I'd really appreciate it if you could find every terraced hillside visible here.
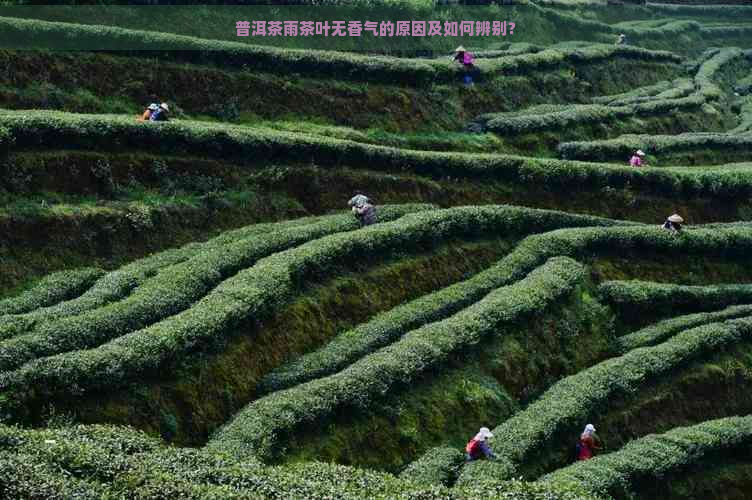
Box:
[2,1,752,499]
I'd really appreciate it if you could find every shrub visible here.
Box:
[398,446,465,486]
[478,96,704,135]
[558,132,752,163]
[208,257,586,462]
[458,315,752,483]
[0,16,680,85]
[0,206,528,413]
[0,421,596,499]
[260,208,631,394]
[0,213,326,340]
[599,280,752,319]
[541,416,752,498]
[478,48,745,136]
[0,268,103,318]
[618,304,752,352]
[5,110,752,199]
[0,206,422,373]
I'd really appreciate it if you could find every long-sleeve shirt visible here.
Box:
[629,155,643,167]
[478,440,496,459]
[356,204,377,226]
[467,439,496,460]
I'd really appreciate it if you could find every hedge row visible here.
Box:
[598,279,752,319]
[458,315,752,483]
[208,257,587,462]
[0,268,103,318]
[0,205,541,414]
[540,416,752,497]
[260,209,632,394]
[731,96,752,134]
[618,303,752,352]
[592,78,694,107]
[558,132,752,163]
[0,16,680,85]
[478,95,704,135]
[0,245,199,341]
[0,423,596,500]
[405,224,752,482]
[397,446,465,487]
[477,48,742,135]
[694,47,746,101]
[649,3,752,18]
[7,110,752,199]
[0,216,327,341]
[604,78,695,107]
[591,79,675,105]
[0,207,422,373]
[0,214,324,340]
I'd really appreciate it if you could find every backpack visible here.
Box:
[466,438,481,457]
[463,52,475,65]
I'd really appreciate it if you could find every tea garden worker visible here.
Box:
[348,192,371,209]
[662,214,684,233]
[576,424,602,461]
[465,427,497,461]
[354,202,377,227]
[139,103,158,122]
[629,149,646,167]
[453,46,476,86]
[149,102,170,122]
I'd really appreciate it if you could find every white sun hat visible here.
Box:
[160,102,169,111]
[455,46,466,52]
[636,150,646,156]
[668,214,684,223]
[475,427,494,440]
[148,103,159,111]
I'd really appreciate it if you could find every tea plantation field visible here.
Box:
[1,1,752,498]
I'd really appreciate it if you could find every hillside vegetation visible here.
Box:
[1,1,752,499]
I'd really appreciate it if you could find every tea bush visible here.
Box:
[209,257,587,462]
[0,268,103,317]
[541,416,752,498]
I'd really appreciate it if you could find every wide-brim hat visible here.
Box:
[160,103,169,111]
[668,214,684,223]
[455,46,466,52]
[148,103,159,111]
[636,150,646,156]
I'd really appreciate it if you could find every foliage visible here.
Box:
[618,304,752,352]
[0,422,596,499]
[599,279,752,319]
[458,315,752,483]
[6,110,752,199]
[0,16,680,85]
[260,207,627,393]
[476,48,744,135]
[398,446,465,487]
[541,416,752,498]
[208,257,587,462]
[558,131,752,163]
[0,268,103,317]
[0,214,323,340]
[0,209,418,372]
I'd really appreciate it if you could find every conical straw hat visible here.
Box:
[668,214,684,223]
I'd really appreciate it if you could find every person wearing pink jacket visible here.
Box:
[629,149,646,167]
